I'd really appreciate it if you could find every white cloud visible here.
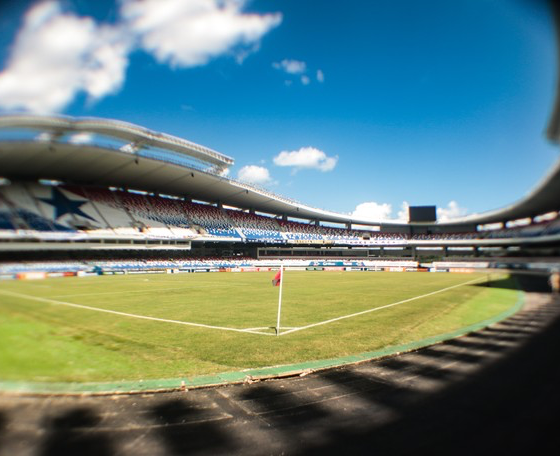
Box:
[0,0,280,113]
[36,131,55,142]
[0,1,130,113]
[237,165,271,185]
[396,201,409,221]
[273,60,325,86]
[350,200,408,222]
[351,202,393,222]
[273,147,338,172]
[273,59,322,86]
[437,200,468,222]
[68,132,93,144]
[272,58,306,75]
[121,0,282,68]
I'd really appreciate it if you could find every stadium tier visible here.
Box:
[1,114,560,264]
[1,180,560,250]
[0,255,420,276]
[0,181,380,243]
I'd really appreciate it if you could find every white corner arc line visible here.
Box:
[0,290,276,337]
[240,329,274,335]
[279,276,488,336]
[242,326,300,331]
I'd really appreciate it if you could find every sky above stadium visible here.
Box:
[0,0,557,223]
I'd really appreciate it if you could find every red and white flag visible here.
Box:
[272,270,281,286]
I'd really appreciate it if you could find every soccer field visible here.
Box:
[0,271,519,383]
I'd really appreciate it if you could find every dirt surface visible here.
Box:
[1,279,560,455]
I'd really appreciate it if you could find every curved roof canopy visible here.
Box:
[0,114,233,169]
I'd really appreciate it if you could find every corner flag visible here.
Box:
[274,265,284,336]
[272,270,281,286]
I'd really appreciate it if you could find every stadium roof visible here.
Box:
[0,114,559,229]
[0,114,233,170]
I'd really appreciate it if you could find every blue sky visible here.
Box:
[0,0,557,222]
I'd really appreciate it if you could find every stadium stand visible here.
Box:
[279,220,324,241]
[2,180,560,250]
[143,195,197,238]
[544,217,560,235]
[180,200,240,239]
[225,209,284,242]
[321,225,362,241]
[411,232,480,241]
[78,186,136,235]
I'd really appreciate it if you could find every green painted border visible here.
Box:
[0,290,525,395]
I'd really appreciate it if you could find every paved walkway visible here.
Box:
[1,286,559,455]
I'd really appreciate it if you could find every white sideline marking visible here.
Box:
[279,276,487,336]
[0,290,276,336]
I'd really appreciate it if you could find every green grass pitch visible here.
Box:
[0,271,518,383]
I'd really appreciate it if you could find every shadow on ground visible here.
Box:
[478,272,552,292]
[40,408,113,456]
[299,296,560,455]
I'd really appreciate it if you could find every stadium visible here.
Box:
[2,113,560,268]
[1,1,560,455]
[1,111,559,451]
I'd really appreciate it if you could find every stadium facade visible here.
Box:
[0,114,559,273]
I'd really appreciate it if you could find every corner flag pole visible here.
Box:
[275,264,284,336]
